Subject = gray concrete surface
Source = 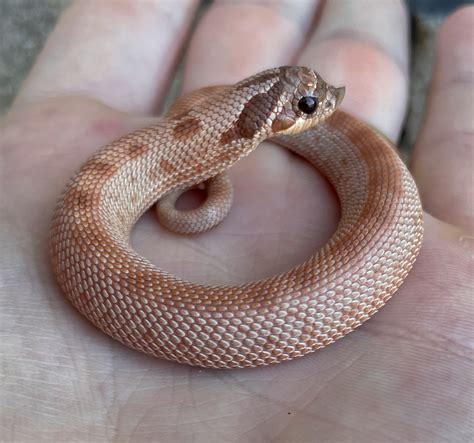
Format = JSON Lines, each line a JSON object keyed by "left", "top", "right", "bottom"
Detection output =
{"left": 0, "top": 0, "right": 70, "bottom": 112}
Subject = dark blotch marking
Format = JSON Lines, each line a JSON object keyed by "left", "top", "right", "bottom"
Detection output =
{"left": 124, "top": 140, "right": 149, "bottom": 158}
{"left": 219, "top": 126, "right": 240, "bottom": 146}
{"left": 83, "top": 158, "right": 119, "bottom": 178}
{"left": 62, "top": 185, "right": 95, "bottom": 211}
{"left": 159, "top": 158, "right": 177, "bottom": 174}
{"left": 220, "top": 81, "right": 284, "bottom": 145}
{"left": 173, "top": 118, "right": 202, "bottom": 141}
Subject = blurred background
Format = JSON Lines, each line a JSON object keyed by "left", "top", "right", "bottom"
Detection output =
{"left": 0, "top": 0, "right": 471, "bottom": 149}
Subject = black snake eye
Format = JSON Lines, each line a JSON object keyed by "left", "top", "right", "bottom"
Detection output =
{"left": 298, "top": 96, "right": 318, "bottom": 114}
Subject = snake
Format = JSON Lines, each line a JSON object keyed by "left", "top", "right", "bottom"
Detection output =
{"left": 50, "top": 66, "right": 424, "bottom": 369}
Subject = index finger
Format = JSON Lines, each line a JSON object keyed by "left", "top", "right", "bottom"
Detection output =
{"left": 14, "top": 0, "right": 199, "bottom": 114}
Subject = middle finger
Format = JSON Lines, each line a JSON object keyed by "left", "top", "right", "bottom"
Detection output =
{"left": 299, "top": 0, "right": 409, "bottom": 141}
{"left": 182, "top": 0, "right": 321, "bottom": 91}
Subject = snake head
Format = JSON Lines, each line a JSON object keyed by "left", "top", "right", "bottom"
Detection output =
{"left": 214, "top": 66, "right": 344, "bottom": 151}
{"left": 270, "top": 66, "right": 345, "bottom": 136}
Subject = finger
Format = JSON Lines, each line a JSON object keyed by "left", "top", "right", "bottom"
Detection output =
{"left": 410, "top": 6, "right": 474, "bottom": 232}
{"left": 181, "top": 0, "right": 321, "bottom": 92}
{"left": 299, "top": 0, "right": 409, "bottom": 141}
{"left": 14, "top": 0, "right": 199, "bottom": 114}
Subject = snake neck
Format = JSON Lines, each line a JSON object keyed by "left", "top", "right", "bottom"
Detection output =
{"left": 166, "top": 65, "right": 344, "bottom": 179}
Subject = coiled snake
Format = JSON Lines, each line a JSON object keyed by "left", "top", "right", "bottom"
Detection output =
{"left": 50, "top": 66, "right": 423, "bottom": 368}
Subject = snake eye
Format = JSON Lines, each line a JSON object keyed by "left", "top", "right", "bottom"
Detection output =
{"left": 298, "top": 96, "right": 318, "bottom": 114}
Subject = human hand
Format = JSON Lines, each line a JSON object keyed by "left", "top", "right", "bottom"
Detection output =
{"left": 2, "top": 1, "right": 472, "bottom": 440}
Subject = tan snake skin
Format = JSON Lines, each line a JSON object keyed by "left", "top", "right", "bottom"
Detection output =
{"left": 50, "top": 66, "right": 424, "bottom": 368}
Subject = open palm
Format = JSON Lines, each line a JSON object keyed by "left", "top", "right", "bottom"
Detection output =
{"left": 2, "top": 1, "right": 472, "bottom": 441}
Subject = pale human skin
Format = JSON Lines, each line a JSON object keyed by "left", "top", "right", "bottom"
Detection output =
{"left": 1, "top": 0, "right": 473, "bottom": 441}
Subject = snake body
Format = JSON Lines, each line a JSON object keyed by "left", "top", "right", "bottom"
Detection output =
{"left": 50, "top": 66, "right": 423, "bottom": 368}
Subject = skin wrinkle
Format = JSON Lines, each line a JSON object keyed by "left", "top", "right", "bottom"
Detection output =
{"left": 317, "top": 29, "right": 408, "bottom": 78}
{"left": 412, "top": 129, "right": 474, "bottom": 230}
{"left": 309, "top": 37, "right": 406, "bottom": 101}
{"left": 310, "top": 0, "right": 408, "bottom": 64}
{"left": 422, "top": 87, "right": 474, "bottom": 132}
{"left": 369, "top": 321, "right": 472, "bottom": 361}
{"left": 121, "top": 379, "right": 159, "bottom": 441}
{"left": 433, "top": 72, "right": 474, "bottom": 92}
{"left": 213, "top": 0, "right": 320, "bottom": 32}
{"left": 303, "top": 40, "right": 406, "bottom": 142}
{"left": 416, "top": 129, "right": 474, "bottom": 158}
{"left": 219, "top": 350, "right": 374, "bottom": 442}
